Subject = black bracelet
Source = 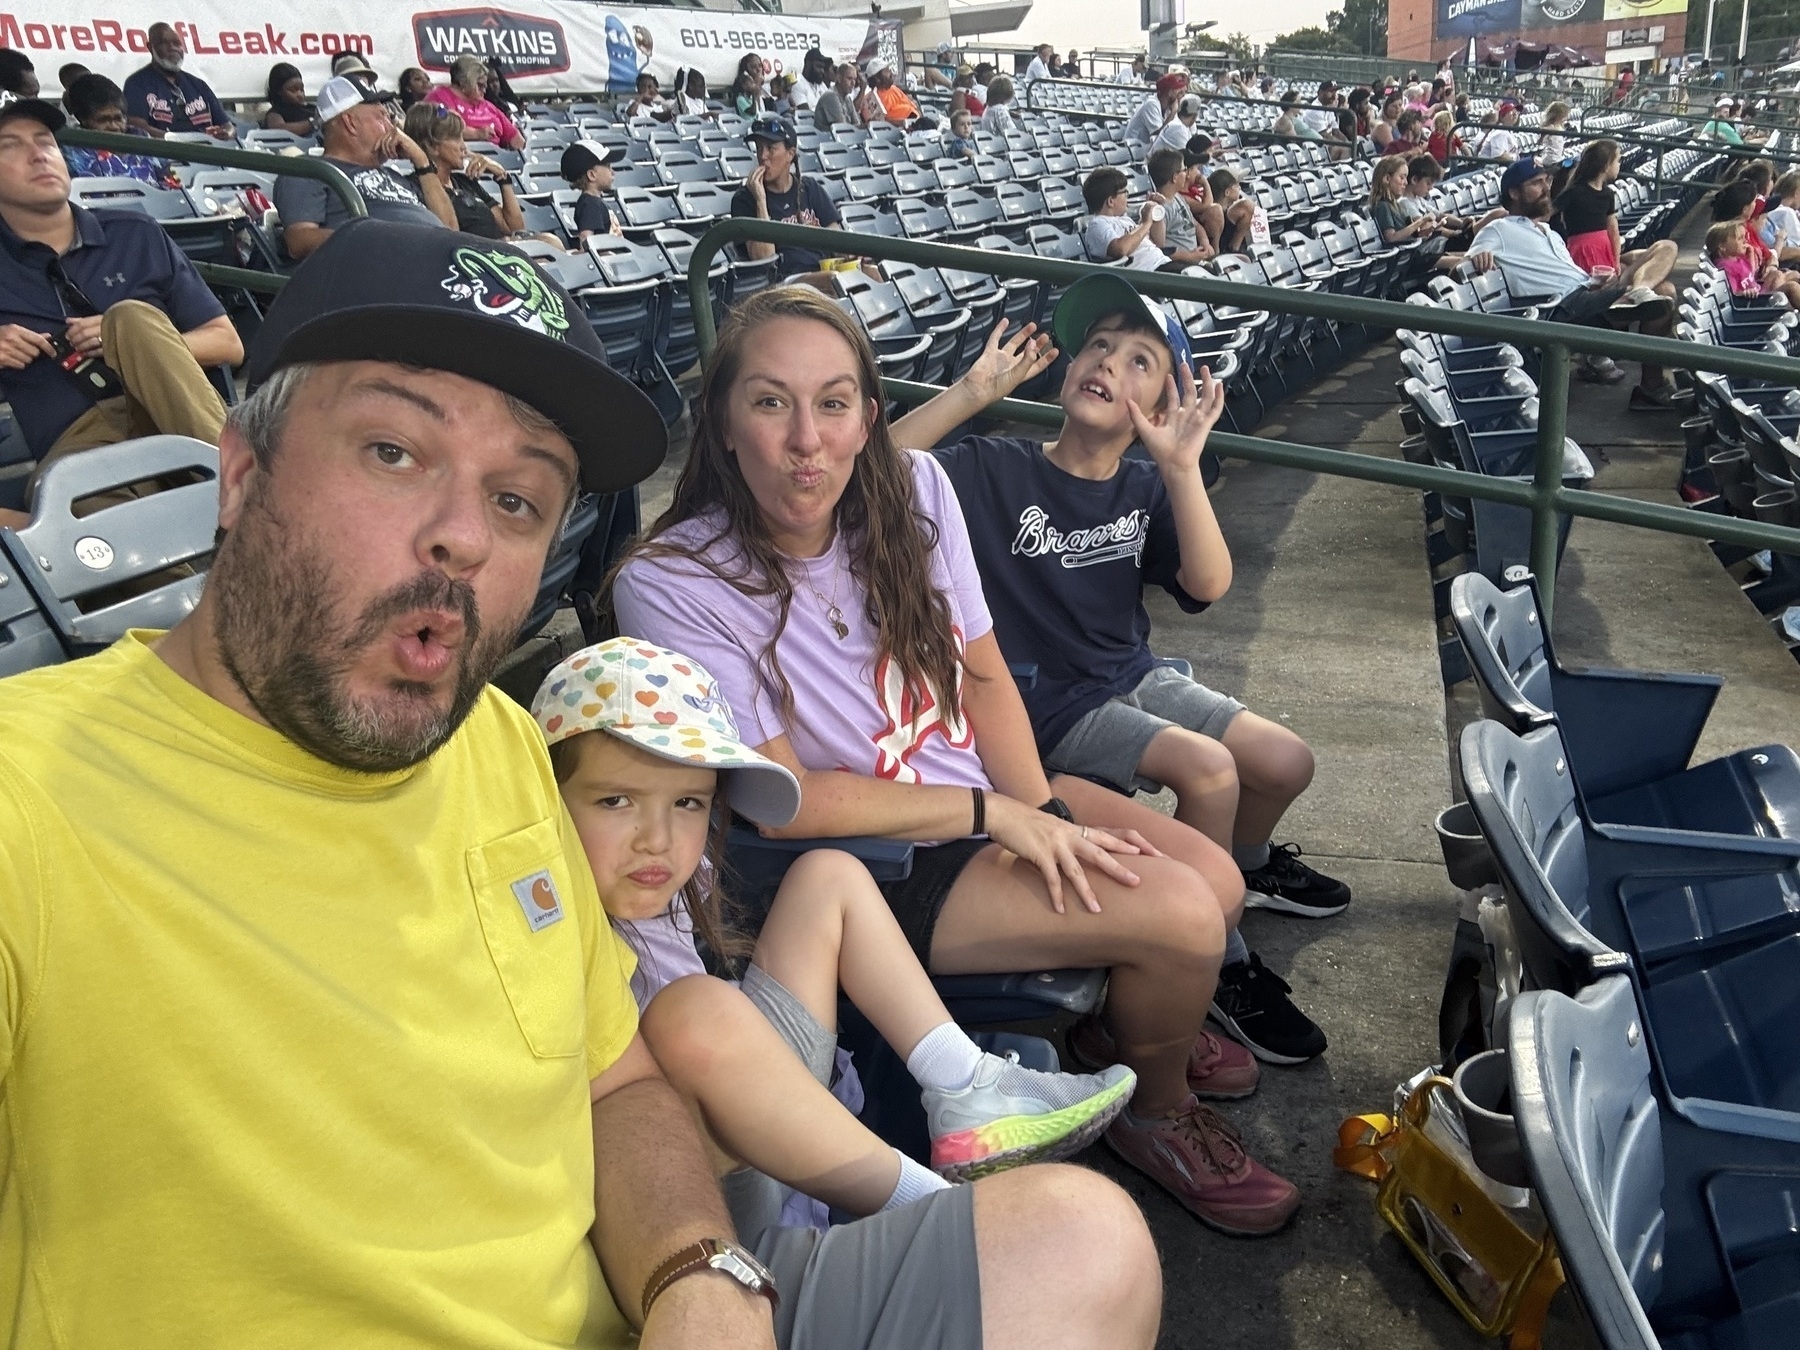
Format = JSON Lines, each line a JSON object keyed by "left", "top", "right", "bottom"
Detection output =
{"left": 971, "top": 786, "right": 986, "bottom": 836}
{"left": 1040, "top": 796, "right": 1074, "bottom": 822}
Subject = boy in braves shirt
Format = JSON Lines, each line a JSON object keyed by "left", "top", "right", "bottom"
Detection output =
{"left": 895, "top": 275, "right": 1347, "bottom": 1066}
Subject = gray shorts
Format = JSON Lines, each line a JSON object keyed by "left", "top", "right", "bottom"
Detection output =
{"left": 1044, "top": 663, "right": 1245, "bottom": 794}
{"left": 729, "top": 965, "right": 983, "bottom": 1350}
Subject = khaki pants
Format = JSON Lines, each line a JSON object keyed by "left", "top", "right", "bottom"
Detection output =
{"left": 32, "top": 300, "right": 229, "bottom": 514}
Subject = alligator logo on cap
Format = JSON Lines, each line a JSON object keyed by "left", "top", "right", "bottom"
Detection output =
{"left": 440, "top": 245, "right": 570, "bottom": 339}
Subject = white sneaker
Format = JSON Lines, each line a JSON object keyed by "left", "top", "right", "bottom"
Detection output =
{"left": 924, "top": 1052, "right": 1136, "bottom": 1181}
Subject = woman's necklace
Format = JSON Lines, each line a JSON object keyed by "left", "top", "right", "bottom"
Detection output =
{"left": 802, "top": 541, "right": 850, "bottom": 640}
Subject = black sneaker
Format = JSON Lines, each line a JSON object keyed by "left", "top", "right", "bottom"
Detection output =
{"left": 1241, "top": 842, "right": 1352, "bottom": 918}
{"left": 1210, "top": 954, "right": 1328, "bottom": 1065}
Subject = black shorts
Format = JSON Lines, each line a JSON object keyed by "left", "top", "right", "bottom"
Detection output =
{"left": 1548, "top": 281, "right": 1628, "bottom": 328}
{"left": 725, "top": 828, "right": 989, "bottom": 967}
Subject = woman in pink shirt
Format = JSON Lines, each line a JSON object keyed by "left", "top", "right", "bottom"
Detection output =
{"left": 423, "top": 55, "right": 524, "bottom": 151}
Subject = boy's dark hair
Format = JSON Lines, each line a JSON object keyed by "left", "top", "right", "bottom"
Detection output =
{"left": 1712, "top": 177, "right": 1759, "bottom": 222}
{"left": 1207, "top": 166, "right": 1238, "bottom": 199}
{"left": 635, "top": 71, "right": 656, "bottom": 91}
{"left": 549, "top": 732, "right": 750, "bottom": 964}
{"left": 64, "top": 73, "right": 125, "bottom": 125}
{"left": 1408, "top": 154, "right": 1443, "bottom": 183}
{"left": 0, "top": 47, "right": 32, "bottom": 94}
{"left": 1076, "top": 309, "right": 1176, "bottom": 411}
{"left": 1082, "top": 165, "right": 1129, "bottom": 213}
{"left": 1147, "top": 146, "right": 1183, "bottom": 190}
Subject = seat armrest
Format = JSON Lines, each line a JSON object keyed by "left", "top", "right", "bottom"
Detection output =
{"left": 726, "top": 825, "right": 915, "bottom": 881}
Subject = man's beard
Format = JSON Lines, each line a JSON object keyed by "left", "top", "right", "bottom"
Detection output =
{"left": 208, "top": 477, "right": 526, "bottom": 774}
{"left": 154, "top": 53, "right": 184, "bottom": 72}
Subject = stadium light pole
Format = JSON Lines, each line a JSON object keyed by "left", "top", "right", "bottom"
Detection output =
{"left": 1703, "top": 0, "right": 1716, "bottom": 60}
{"left": 1737, "top": 0, "right": 1750, "bottom": 63}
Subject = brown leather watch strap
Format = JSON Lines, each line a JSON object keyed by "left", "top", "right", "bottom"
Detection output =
{"left": 641, "top": 1238, "right": 778, "bottom": 1322}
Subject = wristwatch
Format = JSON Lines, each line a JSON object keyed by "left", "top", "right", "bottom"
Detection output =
{"left": 642, "top": 1238, "right": 779, "bottom": 1320}
{"left": 1040, "top": 796, "right": 1075, "bottom": 822}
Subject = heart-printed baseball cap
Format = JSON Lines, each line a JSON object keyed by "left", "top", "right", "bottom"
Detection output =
{"left": 532, "top": 637, "right": 801, "bottom": 828}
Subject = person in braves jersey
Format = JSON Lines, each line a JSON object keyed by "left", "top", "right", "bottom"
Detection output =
{"left": 611, "top": 284, "right": 1302, "bottom": 1239}
{"left": 122, "top": 23, "right": 233, "bottom": 140}
{"left": 729, "top": 115, "right": 845, "bottom": 283}
{"left": 895, "top": 274, "right": 1351, "bottom": 1069}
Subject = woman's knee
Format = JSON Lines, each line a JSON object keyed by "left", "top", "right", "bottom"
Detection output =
{"left": 1116, "top": 858, "right": 1227, "bottom": 968}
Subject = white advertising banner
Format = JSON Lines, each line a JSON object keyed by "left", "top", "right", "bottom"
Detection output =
{"left": 1, "top": 1, "right": 885, "bottom": 99}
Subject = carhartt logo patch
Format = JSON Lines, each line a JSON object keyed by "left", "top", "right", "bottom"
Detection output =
{"left": 511, "top": 870, "right": 564, "bottom": 931}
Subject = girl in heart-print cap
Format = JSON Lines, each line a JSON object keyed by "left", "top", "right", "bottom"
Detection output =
{"left": 530, "top": 638, "right": 1137, "bottom": 1225}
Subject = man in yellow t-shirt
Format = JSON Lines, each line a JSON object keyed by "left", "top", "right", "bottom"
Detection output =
{"left": 0, "top": 218, "right": 1163, "bottom": 1350}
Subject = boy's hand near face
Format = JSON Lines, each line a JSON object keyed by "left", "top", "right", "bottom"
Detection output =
{"left": 1126, "top": 361, "right": 1224, "bottom": 480}
{"left": 960, "top": 319, "right": 1059, "bottom": 408}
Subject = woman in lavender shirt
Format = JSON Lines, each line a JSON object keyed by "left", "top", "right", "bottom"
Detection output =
{"left": 611, "top": 286, "right": 1300, "bottom": 1236}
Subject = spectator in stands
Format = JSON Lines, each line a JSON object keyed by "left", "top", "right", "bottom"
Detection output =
{"left": 1369, "top": 154, "right": 1459, "bottom": 273}
{"left": 478, "top": 56, "right": 524, "bottom": 119}
{"left": 1537, "top": 101, "right": 1571, "bottom": 160}
{"left": 276, "top": 77, "right": 454, "bottom": 262}
{"left": 1348, "top": 86, "right": 1372, "bottom": 138}
{"left": 733, "top": 54, "right": 770, "bottom": 117}
{"left": 1471, "top": 103, "right": 1521, "bottom": 162}
{"left": 1021, "top": 43, "right": 1052, "bottom": 85}
{"left": 1156, "top": 94, "right": 1202, "bottom": 152}
{"left": 1470, "top": 157, "right": 1678, "bottom": 408}
{"left": 404, "top": 103, "right": 533, "bottom": 244}
{"left": 1081, "top": 166, "right": 1176, "bottom": 271}
{"left": 0, "top": 96, "right": 241, "bottom": 518}
{"left": 1707, "top": 219, "right": 1800, "bottom": 305}
{"left": 612, "top": 283, "right": 1303, "bottom": 1237}
{"left": 1206, "top": 167, "right": 1261, "bottom": 254}
{"left": 1146, "top": 146, "right": 1212, "bottom": 266}
{"left": 424, "top": 57, "right": 524, "bottom": 151}
{"left": 670, "top": 67, "right": 711, "bottom": 119}
{"left": 1425, "top": 109, "right": 1462, "bottom": 167}
{"left": 398, "top": 68, "right": 432, "bottom": 110}
{"left": 1388, "top": 108, "right": 1427, "bottom": 154}
{"left": 560, "top": 138, "right": 623, "bottom": 241}
{"left": 123, "top": 24, "right": 232, "bottom": 140}
{"left": 979, "top": 75, "right": 1017, "bottom": 136}
{"left": 262, "top": 64, "right": 317, "bottom": 136}
{"left": 536, "top": 638, "right": 1136, "bottom": 1208}
{"left": 788, "top": 48, "right": 833, "bottom": 112}
{"left": 1272, "top": 91, "right": 1320, "bottom": 142}
{"left": 1756, "top": 170, "right": 1800, "bottom": 263}
{"left": 813, "top": 63, "right": 862, "bottom": 129}
{"left": 1403, "top": 154, "right": 1487, "bottom": 248}
{"left": 1701, "top": 97, "right": 1747, "bottom": 144}
{"left": 864, "top": 58, "right": 919, "bottom": 125}
{"left": 1303, "top": 82, "right": 1340, "bottom": 135}
{"left": 1060, "top": 50, "right": 1082, "bottom": 78}
{"left": 897, "top": 281, "right": 1342, "bottom": 1063}
{"left": 331, "top": 54, "right": 383, "bottom": 101}
{"left": 623, "top": 71, "right": 671, "bottom": 122}
{"left": 61, "top": 75, "right": 174, "bottom": 188}
{"left": 1556, "top": 139, "right": 1671, "bottom": 284}
{"left": 0, "top": 49, "right": 37, "bottom": 97}
{"left": 57, "top": 62, "right": 89, "bottom": 91}
{"left": 1125, "top": 72, "right": 1186, "bottom": 147}
{"left": 0, "top": 214, "right": 1166, "bottom": 1350}
{"left": 1125, "top": 53, "right": 1149, "bottom": 83}
{"left": 1371, "top": 94, "right": 1404, "bottom": 151}
{"left": 943, "top": 109, "right": 978, "bottom": 160}
{"left": 1711, "top": 177, "right": 1780, "bottom": 276}
{"left": 732, "top": 114, "right": 843, "bottom": 282}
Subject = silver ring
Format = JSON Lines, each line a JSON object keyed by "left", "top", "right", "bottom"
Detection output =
{"left": 1080, "top": 826, "right": 1089, "bottom": 841}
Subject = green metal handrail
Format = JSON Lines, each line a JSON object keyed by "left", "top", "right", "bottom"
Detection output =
{"left": 687, "top": 216, "right": 1800, "bottom": 627}
{"left": 56, "top": 128, "right": 359, "bottom": 295}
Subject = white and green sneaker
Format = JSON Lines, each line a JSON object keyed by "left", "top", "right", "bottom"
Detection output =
{"left": 925, "top": 1052, "right": 1136, "bottom": 1182}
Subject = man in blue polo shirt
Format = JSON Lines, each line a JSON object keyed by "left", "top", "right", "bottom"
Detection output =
{"left": 0, "top": 97, "right": 241, "bottom": 522}
{"left": 123, "top": 23, "right": 233, "bottom": 140}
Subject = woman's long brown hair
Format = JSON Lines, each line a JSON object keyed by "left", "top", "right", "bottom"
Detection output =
{"left": 610, "top": 285, "right": 964, "bottom": 730}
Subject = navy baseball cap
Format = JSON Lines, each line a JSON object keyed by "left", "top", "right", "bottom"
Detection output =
{"left": 745, "top": 115, "right": 796, "bottom": 146}
{"left": 1052, "top": 273, "right": 1194, "bottom": 376}
{"left": 1500, "top": 156, "right": 1550, "bottom": 196}
{"left": 244, "top": 219, "right": 665, "bottom": 495}
{"left": 0, "top": 96, "right": 65, "bottom": 133}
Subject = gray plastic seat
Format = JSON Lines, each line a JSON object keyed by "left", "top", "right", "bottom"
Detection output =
{"left": 1451, "top": 572, "right": 1800, "bottom": 839}
{"left": 0, "top": 547, "right": 64, "bottom": 678}
{"left": 0, "top": 435, "right": 217, "bottom": 652}
{"left": 1513, "top": 976, "right": 1800, "bottom": 1349}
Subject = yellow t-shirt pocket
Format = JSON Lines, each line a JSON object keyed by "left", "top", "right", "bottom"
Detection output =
{"left": 467, "top": 819, "right": 588, "bottom": 1059}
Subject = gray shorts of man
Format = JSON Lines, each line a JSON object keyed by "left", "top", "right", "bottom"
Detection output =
{"left": 720, "top": 963, "right": 982, "bottom": 1350}
{"left": 1043, "top": 663, "right": 1245, "bottom": 794}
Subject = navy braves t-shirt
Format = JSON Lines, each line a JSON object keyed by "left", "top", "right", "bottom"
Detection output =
{"left": 934, "top": 435, "right": 1208, "bottom": 754}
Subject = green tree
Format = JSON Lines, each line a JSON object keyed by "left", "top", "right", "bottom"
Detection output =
{"left": 1270, "top": 24, "right": 1358, "bottom": 52}
{"left": 1327, "top": 0, "right": 1389, "bottom": 56}
{"left": 1223, "top": 30, "right": 1255, "bottom": 64}
{"left": 1687, "top": 0, "right": 1800, "bottom": 62}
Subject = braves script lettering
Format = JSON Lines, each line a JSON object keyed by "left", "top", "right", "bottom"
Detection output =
{"left": 1011, "top": 504, "right": 1150, "bottom": 569}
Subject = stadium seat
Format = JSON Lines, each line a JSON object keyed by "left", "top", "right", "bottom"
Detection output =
{"left": 0, "top": 435, "right": 217, "bottom": 653}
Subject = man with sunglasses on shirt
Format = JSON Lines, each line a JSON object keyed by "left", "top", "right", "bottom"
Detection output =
{"left": 0, "top": 95, "right": 241, "bottom": 525}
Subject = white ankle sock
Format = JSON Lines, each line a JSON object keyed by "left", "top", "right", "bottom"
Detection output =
{"left": 905, "top": 1021, "right": 985, "bottom": 1093}
{"left": 881, "top": 1149, "right": 951, "bottom": 1211}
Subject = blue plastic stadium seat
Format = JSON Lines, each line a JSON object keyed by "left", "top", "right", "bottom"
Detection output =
{"left": 1462, "top": 716, "right": 1800, "bottom": 1142}
{"left": 1451, "top": 572, "right": 1800, "bottom": 839}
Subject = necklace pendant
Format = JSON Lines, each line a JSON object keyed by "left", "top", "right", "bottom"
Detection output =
{"left": 829, "top": 606, "right": 849, "bottom": 640}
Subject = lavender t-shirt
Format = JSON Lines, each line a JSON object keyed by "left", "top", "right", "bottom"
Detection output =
{"left": 614, "top": 451, "right": 996, "bottom": 790}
